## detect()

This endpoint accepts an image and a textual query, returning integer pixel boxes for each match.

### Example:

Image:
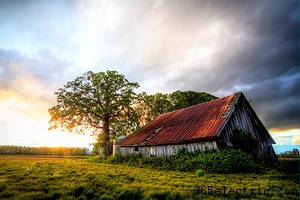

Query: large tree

[48,70,139,156]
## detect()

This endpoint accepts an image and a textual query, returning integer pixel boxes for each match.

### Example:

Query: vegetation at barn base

[231,127,257,157]
[0,156,298,200]
[91,148,260,174]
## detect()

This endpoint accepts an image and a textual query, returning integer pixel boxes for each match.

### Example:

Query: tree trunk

[103,116,112,156]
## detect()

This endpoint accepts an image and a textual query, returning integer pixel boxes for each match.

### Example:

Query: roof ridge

[221,92,242,118]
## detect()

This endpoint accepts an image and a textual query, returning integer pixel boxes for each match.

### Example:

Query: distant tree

[135,90,217,125]
[135,92,172,126]
[169,90,218,111]
[48,71,139,156]
[278,149,300,158]
[0,145,89,156]
[91,133,104,155]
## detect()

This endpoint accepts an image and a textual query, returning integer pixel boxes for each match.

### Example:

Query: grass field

[0,156,298,200]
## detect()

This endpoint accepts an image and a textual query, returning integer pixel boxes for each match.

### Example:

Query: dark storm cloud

[134,0,299,130]
[245,68,299,129]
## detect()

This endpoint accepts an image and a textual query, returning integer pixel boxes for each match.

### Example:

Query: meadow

[0,156,298,200]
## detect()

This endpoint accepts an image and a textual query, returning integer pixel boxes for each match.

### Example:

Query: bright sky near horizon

[0,0,299,153]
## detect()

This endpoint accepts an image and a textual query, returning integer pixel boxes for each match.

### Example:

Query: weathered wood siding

[219,98,276,160]
[117,141,218,157]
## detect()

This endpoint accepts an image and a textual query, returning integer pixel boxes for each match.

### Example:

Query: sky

[0,0,299,153]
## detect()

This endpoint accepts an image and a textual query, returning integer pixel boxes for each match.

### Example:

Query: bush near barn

[92,148,260,173]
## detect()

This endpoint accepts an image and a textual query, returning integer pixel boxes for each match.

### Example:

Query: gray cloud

[0,48,73,103]
[120,0,299,130]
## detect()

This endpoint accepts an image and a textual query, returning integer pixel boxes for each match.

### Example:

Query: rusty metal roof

[117,93,237,146]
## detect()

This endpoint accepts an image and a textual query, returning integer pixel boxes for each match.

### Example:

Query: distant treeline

[277,149,300,158]
[0,145,89,156]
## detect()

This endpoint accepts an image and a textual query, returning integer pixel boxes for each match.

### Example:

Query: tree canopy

[49,70,139,156]
[169,90,218,110]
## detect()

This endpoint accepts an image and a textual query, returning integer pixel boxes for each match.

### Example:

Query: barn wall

[118,141,218,157]
[219,99,276,160]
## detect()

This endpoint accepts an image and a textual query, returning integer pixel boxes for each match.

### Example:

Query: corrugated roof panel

[117,93,236,146]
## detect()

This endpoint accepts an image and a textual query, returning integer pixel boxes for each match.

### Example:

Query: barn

[114,92,277,161]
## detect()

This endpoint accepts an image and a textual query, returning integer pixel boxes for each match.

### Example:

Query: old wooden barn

[115,92,277,161]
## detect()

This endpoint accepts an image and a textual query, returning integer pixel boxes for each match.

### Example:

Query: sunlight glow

[0,93,95,147]
[270,129,300,145]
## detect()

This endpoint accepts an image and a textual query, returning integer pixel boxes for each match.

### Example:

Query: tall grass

[0,156,298,199]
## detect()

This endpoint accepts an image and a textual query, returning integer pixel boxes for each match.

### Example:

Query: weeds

[102,148,259,174]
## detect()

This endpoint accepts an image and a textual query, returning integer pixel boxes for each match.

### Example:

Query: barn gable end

[217,93,276,160]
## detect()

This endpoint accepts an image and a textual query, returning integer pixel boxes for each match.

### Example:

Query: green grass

[0,156,298,199]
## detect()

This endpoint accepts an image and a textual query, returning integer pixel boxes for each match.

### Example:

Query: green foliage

[49,70,139,133]
[147,191,181,200]
[195,169,205,177]
[135,92,172,125]
[99,194,114,200]
[169,90,218,111]
[91,134,104,155]
[231,127,258,158]
[104,149,259,174]
[110,154,143,167]
[116,187,142,200]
